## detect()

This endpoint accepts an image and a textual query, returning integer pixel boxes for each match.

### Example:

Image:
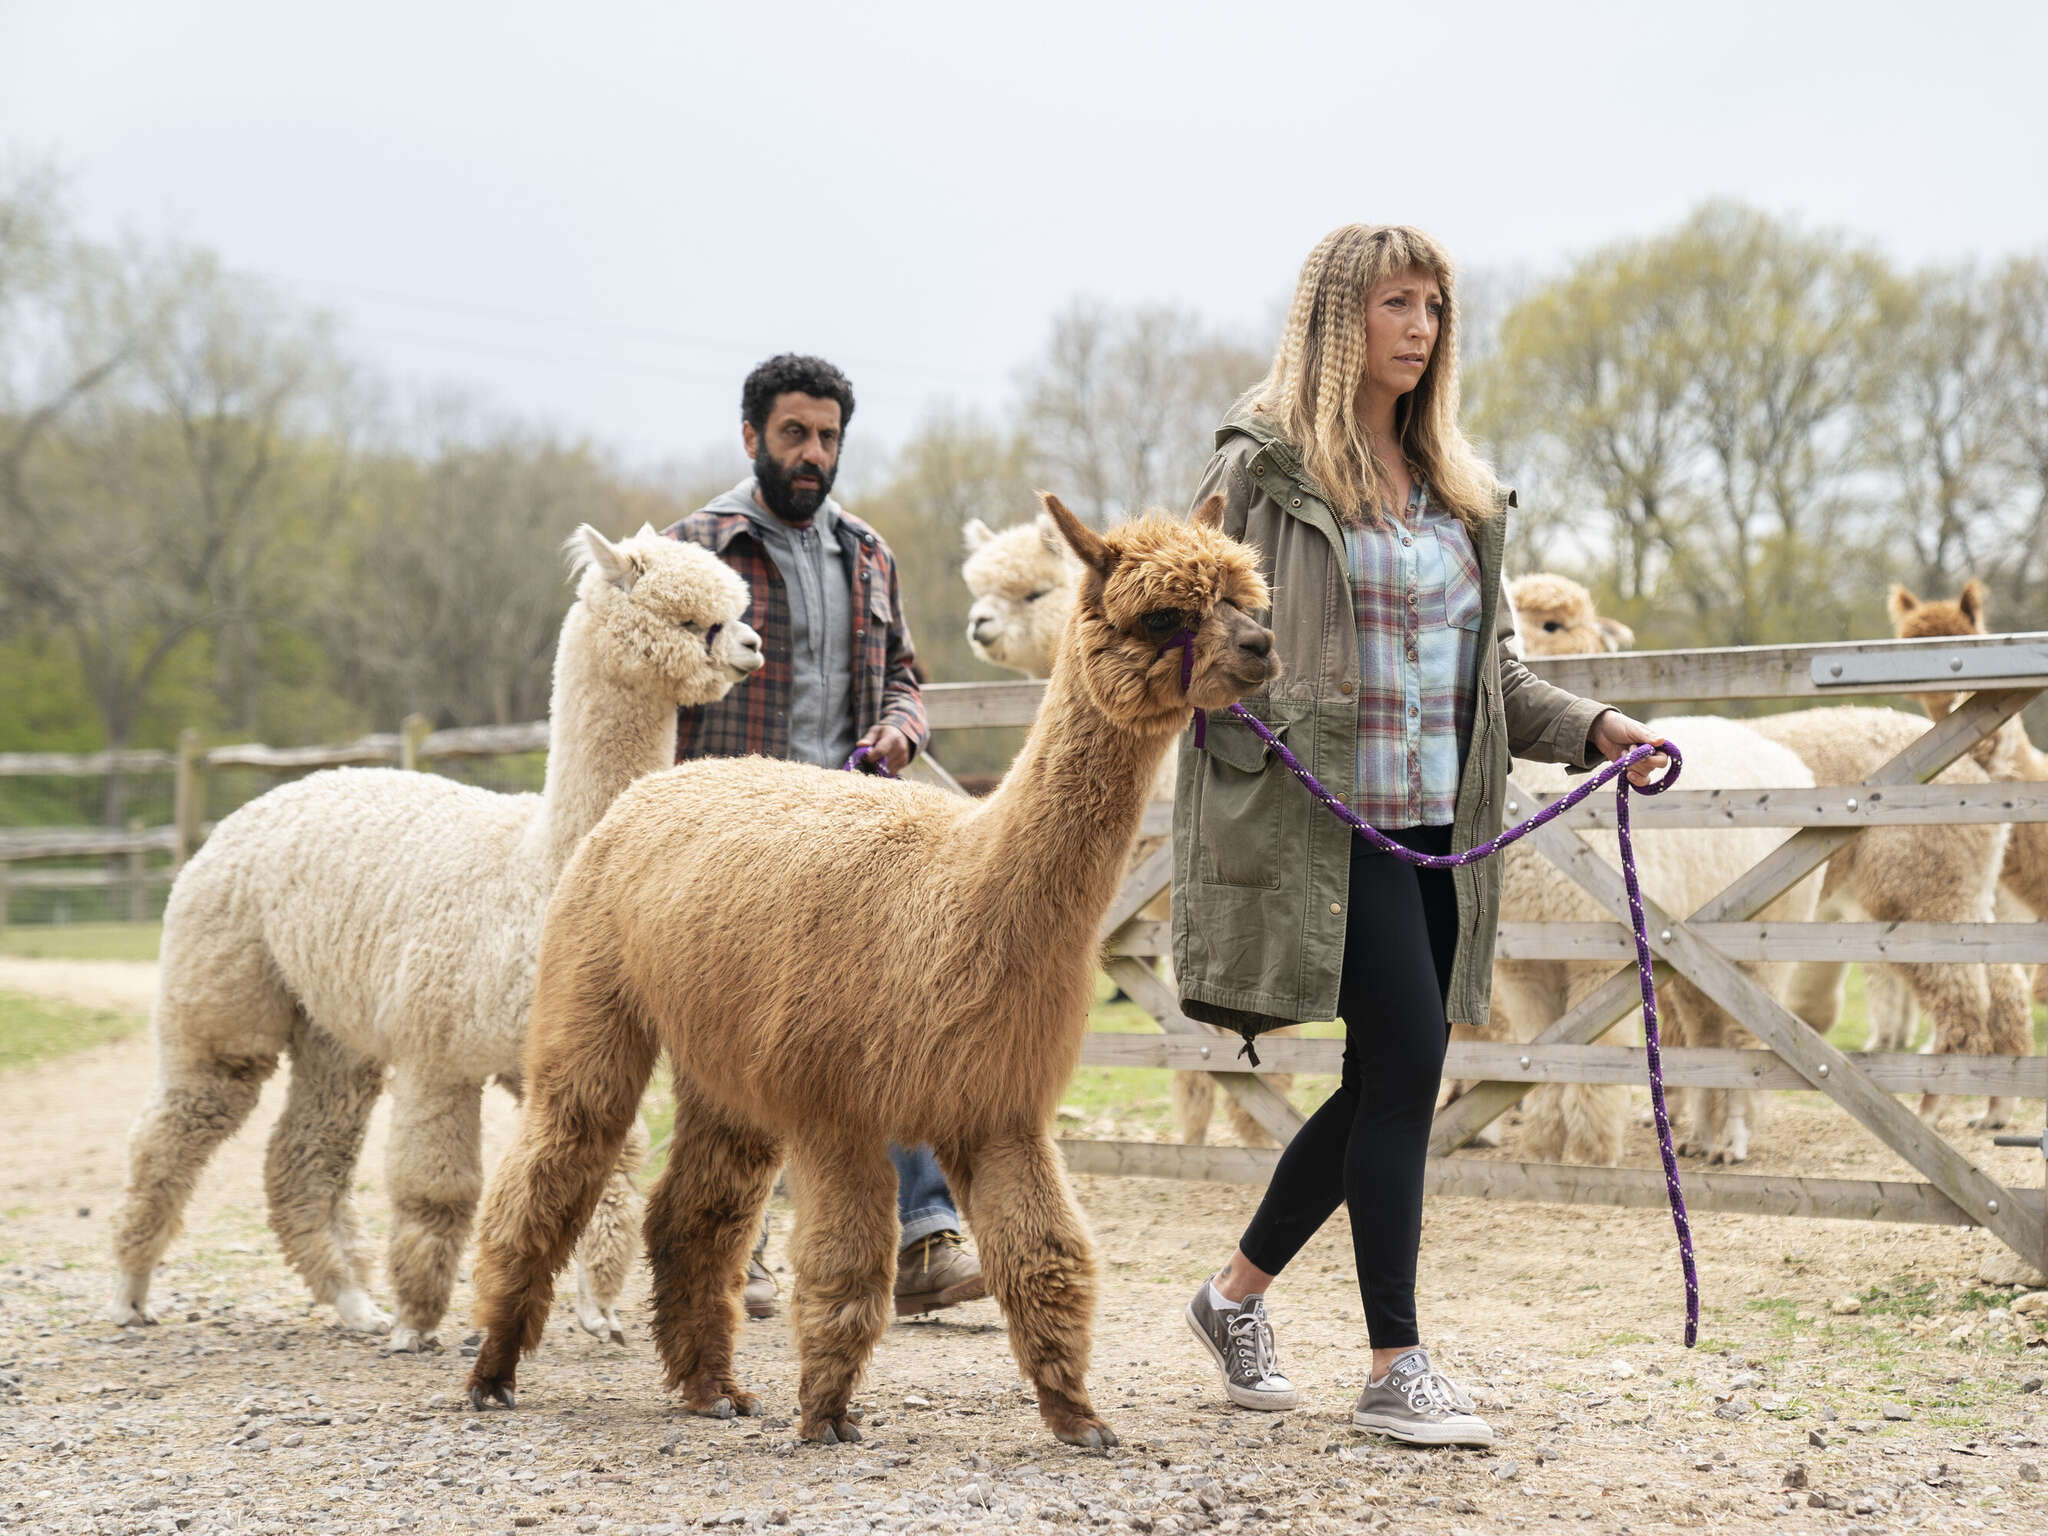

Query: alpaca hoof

[608,1326,626,1347]
[468,1379,516,1411]
[800,1416,862,1445]
[1054,1417,1120,1452]
[108,1276,156,1327]
[334,1288,393,1334]
[384,1325,441,1354]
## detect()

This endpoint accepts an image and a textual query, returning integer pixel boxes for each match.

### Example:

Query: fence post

[174,728,204,869]
[400,714,433,773]
[126,816,147,922]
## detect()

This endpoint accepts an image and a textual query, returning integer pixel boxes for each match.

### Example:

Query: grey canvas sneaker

[1185,1283,1300,1410]
[1350,1348,1494,1447]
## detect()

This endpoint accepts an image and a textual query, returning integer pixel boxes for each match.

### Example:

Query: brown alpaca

[466,494,1277,1450]
[1889,579,2048,1004]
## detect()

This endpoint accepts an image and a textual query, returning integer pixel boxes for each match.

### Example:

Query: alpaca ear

[1192,493,1226,529]
[576,524,641,594]
[1961,578,1987,629]
[1039,492,1114,576]
[963,518,994,553]
[1595,616,1635,652]
[1034,511,1065,555]
[635,522,659,542]
[1887,583,1919,625]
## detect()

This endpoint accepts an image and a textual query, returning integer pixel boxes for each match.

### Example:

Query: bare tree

[1018,301,1264,524]
[1993,255,2048,609]
[1872,264,2014,594]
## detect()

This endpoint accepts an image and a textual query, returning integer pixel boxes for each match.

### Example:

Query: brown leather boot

[893,1231,986,1316]
[744,1254,778,1320]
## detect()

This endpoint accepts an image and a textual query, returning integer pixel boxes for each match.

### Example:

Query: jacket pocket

[1196,711,1287,888]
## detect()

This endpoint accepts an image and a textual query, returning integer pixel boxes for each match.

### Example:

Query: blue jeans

[891,1143,960,1247]
[754,1143,959,1253]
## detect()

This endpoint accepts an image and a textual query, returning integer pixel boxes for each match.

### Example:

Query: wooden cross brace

[1432,687,2047,1269]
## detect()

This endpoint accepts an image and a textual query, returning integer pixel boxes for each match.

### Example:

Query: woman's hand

[1588,710,1671,787]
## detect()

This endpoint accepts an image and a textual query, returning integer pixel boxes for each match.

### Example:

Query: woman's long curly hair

[1252,223,1498,527]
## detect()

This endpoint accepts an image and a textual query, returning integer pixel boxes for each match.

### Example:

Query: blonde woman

[1173,225,1665,1446]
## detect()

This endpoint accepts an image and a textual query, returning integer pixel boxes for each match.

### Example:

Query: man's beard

[754,446,835,522]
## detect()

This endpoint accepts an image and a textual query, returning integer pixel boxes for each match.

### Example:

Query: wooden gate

[919,630,2048,1275]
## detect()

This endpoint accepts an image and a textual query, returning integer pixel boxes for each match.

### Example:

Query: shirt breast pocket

[1427,526,1485,635]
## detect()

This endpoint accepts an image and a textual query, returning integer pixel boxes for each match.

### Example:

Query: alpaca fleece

[467,495,1277,1450]
[1890,579,2048,1009]
[108,526,760,1348]
[961,509,1294,1149]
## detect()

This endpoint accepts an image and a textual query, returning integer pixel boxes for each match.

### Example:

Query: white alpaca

[1490,716,1821,1165]
[961,514,1287,1147]
[1472,576,1823,1166]
[107,526,763,1348]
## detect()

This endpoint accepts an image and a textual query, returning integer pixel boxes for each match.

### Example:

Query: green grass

[0,988,148,1070]
[0,921,162,961]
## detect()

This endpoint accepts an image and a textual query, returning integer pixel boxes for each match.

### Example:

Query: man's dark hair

[742,354,856,436]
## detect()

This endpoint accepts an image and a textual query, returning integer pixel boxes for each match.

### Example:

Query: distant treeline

[4,166,2044,798]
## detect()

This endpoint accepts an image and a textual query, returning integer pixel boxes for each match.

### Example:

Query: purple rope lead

[1172,631,1698,1345]
[843,743,894,777]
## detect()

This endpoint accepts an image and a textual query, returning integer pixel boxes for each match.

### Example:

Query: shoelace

[906,1230,965,1280]
[1392,1362,1474,1418]
[1225,1300,1281,1385]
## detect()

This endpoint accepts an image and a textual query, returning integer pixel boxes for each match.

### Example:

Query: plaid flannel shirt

[1341,483,1483,826]
[663,503,929,763]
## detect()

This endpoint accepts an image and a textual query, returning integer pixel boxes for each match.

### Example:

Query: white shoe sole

[1184,1302,1301,1411]
[1350,1408,1495,1447]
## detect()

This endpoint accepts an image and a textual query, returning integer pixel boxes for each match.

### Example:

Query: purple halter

[1163,628,1698,1347]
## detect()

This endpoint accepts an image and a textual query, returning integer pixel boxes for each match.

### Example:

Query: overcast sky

[6,0,2045,480]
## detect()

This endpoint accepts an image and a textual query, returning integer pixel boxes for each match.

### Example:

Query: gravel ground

[3,958,2047,1536]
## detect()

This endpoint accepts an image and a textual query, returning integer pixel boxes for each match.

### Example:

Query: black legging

[1237,824,1458,1350]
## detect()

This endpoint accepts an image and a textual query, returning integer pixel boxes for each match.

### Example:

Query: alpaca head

[1889,578,1991,726]
[567,524,765,704]
[961,513,1080,677]
[1506,573,1635,658]
[1038,491,1278,730]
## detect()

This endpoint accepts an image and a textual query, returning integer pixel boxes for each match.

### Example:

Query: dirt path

[1,958,2045,1535]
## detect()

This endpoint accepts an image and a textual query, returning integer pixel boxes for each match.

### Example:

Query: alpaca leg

[1975,962,2031,1129]
[263,1013,388,1332]
[572,1115,650,1344]
[1676,988,1753,1167]
[1783,959,1848,1036]
[383,1071,485,1352]
[643,1086,780,1419]
[1172,1071,1216,1147]
[1864,965,1917,1053]
[961,1131,1117,1450]
[1896,962,1993,1125]
[784,1140,898,1445]
[108,1044,279,1326]
[467,978,658,1410]
[109,922,296,1326]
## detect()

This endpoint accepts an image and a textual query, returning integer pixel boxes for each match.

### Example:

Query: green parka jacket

[1171,401,1613,1042]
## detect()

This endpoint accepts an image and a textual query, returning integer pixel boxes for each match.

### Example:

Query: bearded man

[663,353,985,1321]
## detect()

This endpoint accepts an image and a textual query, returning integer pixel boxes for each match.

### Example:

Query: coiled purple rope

[843,743,894,777]
[1171,632,1699,1346]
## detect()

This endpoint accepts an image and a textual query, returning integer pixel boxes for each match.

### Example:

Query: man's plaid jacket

[661,502,929,763]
